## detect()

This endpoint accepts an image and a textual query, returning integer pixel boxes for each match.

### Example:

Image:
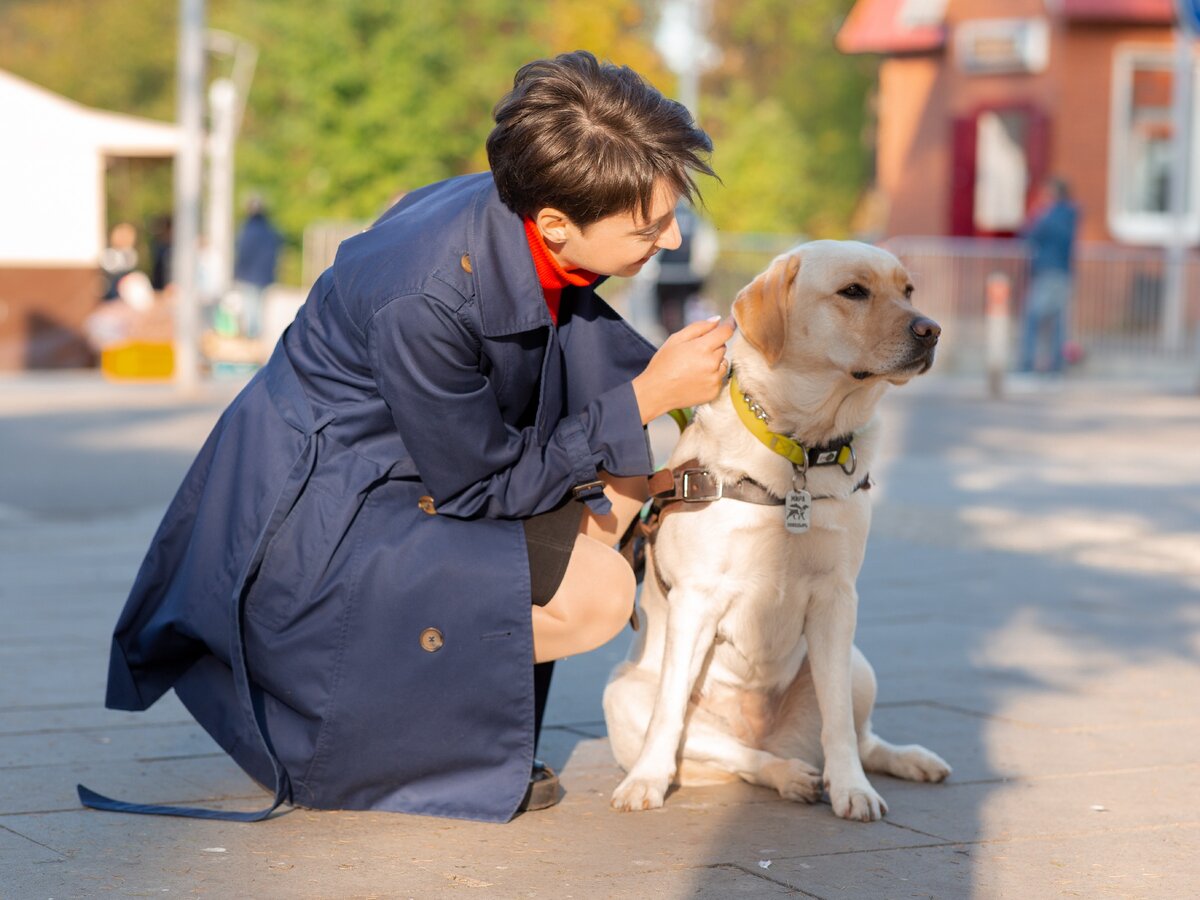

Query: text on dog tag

[785,489,811,534]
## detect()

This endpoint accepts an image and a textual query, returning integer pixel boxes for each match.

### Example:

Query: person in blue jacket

[84,51,733,823]
[1018,177,1078,374]
[232,196,282,339]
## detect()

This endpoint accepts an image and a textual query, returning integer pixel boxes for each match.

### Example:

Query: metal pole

[173,0,206,391]
[1162,27,1192,354]
[985,272,1011,398]
[205,78,236,302]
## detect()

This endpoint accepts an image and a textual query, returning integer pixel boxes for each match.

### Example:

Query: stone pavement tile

[871,664,1057,707]
[1,651,114,709]
[868,702,1200,786]
[880,764,1200,845]
[0,695,192,735]
[968,823,1200,900]
[761,824,1200,900]
[0,822,65,865]
[0,720,222,769]
[762,843,972,899]
[0,754,263,816]
[936,664,1200,731]
[588,864,803,898]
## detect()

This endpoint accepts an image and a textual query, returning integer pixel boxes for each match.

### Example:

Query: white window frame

[1108,44,1200,245]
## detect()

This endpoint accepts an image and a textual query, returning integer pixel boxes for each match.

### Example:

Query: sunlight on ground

[958,506,1200,588]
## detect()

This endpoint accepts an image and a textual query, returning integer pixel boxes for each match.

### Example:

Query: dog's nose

[910,317,941,346]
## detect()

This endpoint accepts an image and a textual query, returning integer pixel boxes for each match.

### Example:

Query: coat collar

[465,177,608,337]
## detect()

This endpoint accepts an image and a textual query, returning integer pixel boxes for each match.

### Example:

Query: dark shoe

[518,759,561,812]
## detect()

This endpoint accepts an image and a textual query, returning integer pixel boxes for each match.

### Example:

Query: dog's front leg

[611,589,719,811]
[806,583,887,822]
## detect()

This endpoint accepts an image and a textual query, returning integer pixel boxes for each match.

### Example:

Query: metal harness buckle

[680,469,723,502]
[571,479,606,500]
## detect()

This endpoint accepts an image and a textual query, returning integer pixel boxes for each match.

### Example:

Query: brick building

[837,0,1192,245]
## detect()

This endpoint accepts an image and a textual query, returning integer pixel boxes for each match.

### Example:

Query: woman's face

[535,181,683,278]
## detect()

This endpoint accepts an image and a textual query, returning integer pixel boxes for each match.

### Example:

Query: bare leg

[531,473,648,663]
[532,534,635,663]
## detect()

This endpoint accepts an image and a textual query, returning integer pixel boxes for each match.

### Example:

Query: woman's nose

[656,215,682,251]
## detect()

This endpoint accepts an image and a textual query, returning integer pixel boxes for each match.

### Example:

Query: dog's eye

[837,283,870,300]
[904,284,914,299]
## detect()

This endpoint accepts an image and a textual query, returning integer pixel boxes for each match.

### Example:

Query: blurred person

[99,222,139,301]
[90,51,728,824]
[83,271,166,353]
[652,201,718,333]
[1018,177,1078,374]
[232,195,282,339]
[149,214,173,291]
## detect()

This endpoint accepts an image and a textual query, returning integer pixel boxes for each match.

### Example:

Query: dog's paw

[891,744,952,783]
[828,778,888,822]
[762,758,822,803]
[610,773,669,812]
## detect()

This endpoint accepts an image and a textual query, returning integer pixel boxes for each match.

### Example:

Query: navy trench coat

[101,173,658,823]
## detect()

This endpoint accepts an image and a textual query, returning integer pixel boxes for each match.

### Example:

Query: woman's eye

[837,283,870,300]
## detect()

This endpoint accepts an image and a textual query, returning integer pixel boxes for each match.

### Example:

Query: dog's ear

[732,252,801,367]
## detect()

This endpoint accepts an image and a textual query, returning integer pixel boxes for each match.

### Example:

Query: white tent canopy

[0,69,181,266]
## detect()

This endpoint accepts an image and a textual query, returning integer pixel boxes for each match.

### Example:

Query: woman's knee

[594,543,637,642]
[570,536,636,646]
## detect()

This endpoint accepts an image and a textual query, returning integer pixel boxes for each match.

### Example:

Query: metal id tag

[784,489,812,534]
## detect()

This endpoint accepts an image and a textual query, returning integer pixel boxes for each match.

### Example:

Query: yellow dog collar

[730,374,855,472]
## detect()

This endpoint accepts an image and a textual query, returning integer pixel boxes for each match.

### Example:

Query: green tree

[1,0,878,279]
[704,0,876,237]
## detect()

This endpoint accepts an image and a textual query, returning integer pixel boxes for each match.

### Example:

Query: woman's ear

[534,207,572,245]
[731,251,801,367]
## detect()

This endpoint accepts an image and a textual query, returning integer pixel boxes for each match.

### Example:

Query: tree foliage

[0,0,875,281]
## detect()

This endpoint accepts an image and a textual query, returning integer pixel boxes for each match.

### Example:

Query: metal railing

[884,237,1200,377]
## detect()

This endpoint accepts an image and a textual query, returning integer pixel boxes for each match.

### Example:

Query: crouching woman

[90,51,732,823]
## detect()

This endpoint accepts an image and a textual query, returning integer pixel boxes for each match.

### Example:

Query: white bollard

[985,272,1011,398]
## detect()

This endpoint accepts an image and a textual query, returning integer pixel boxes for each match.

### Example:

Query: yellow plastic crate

[101,342,175,380]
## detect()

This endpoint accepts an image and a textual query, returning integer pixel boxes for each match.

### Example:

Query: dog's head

[732,240,939,385]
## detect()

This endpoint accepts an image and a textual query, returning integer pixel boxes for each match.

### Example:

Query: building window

[1109,46,1200,244]
[975,110,1029,232]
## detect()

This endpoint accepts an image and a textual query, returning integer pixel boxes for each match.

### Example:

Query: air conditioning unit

[955,18,1050,75]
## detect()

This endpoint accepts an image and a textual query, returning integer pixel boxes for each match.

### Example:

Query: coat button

[460,252,472,274]
[420,627,444,652]
[418,495,436,515]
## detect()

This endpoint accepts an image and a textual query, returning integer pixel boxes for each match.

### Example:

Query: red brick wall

[0,268,102,369]
[871,0,1173,241]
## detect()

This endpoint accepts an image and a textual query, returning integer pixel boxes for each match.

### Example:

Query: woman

[87,51,733,823]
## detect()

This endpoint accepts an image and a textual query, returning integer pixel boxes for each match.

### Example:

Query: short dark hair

[487,51,715,227]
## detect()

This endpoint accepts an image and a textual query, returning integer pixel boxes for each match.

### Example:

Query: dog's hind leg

[677,722,822,802]
[853,648,952,783]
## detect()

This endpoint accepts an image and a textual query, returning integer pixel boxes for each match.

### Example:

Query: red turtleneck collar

[523,217,599,325]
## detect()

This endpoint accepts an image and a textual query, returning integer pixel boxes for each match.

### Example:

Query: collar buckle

[681,469,723,502]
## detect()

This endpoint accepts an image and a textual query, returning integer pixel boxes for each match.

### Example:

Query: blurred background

[1,0,1199,388]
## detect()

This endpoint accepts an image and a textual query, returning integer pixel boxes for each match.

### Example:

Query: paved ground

[1,369,1198,899]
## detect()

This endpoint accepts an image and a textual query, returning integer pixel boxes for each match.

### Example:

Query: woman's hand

[632,316,736,425]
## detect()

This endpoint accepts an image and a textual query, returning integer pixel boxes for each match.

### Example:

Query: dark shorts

[524,497,586,606]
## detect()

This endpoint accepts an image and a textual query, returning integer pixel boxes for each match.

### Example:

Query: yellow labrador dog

[604,241,950,821]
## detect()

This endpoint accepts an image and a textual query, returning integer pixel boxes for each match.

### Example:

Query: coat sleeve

[366,292,651,519]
